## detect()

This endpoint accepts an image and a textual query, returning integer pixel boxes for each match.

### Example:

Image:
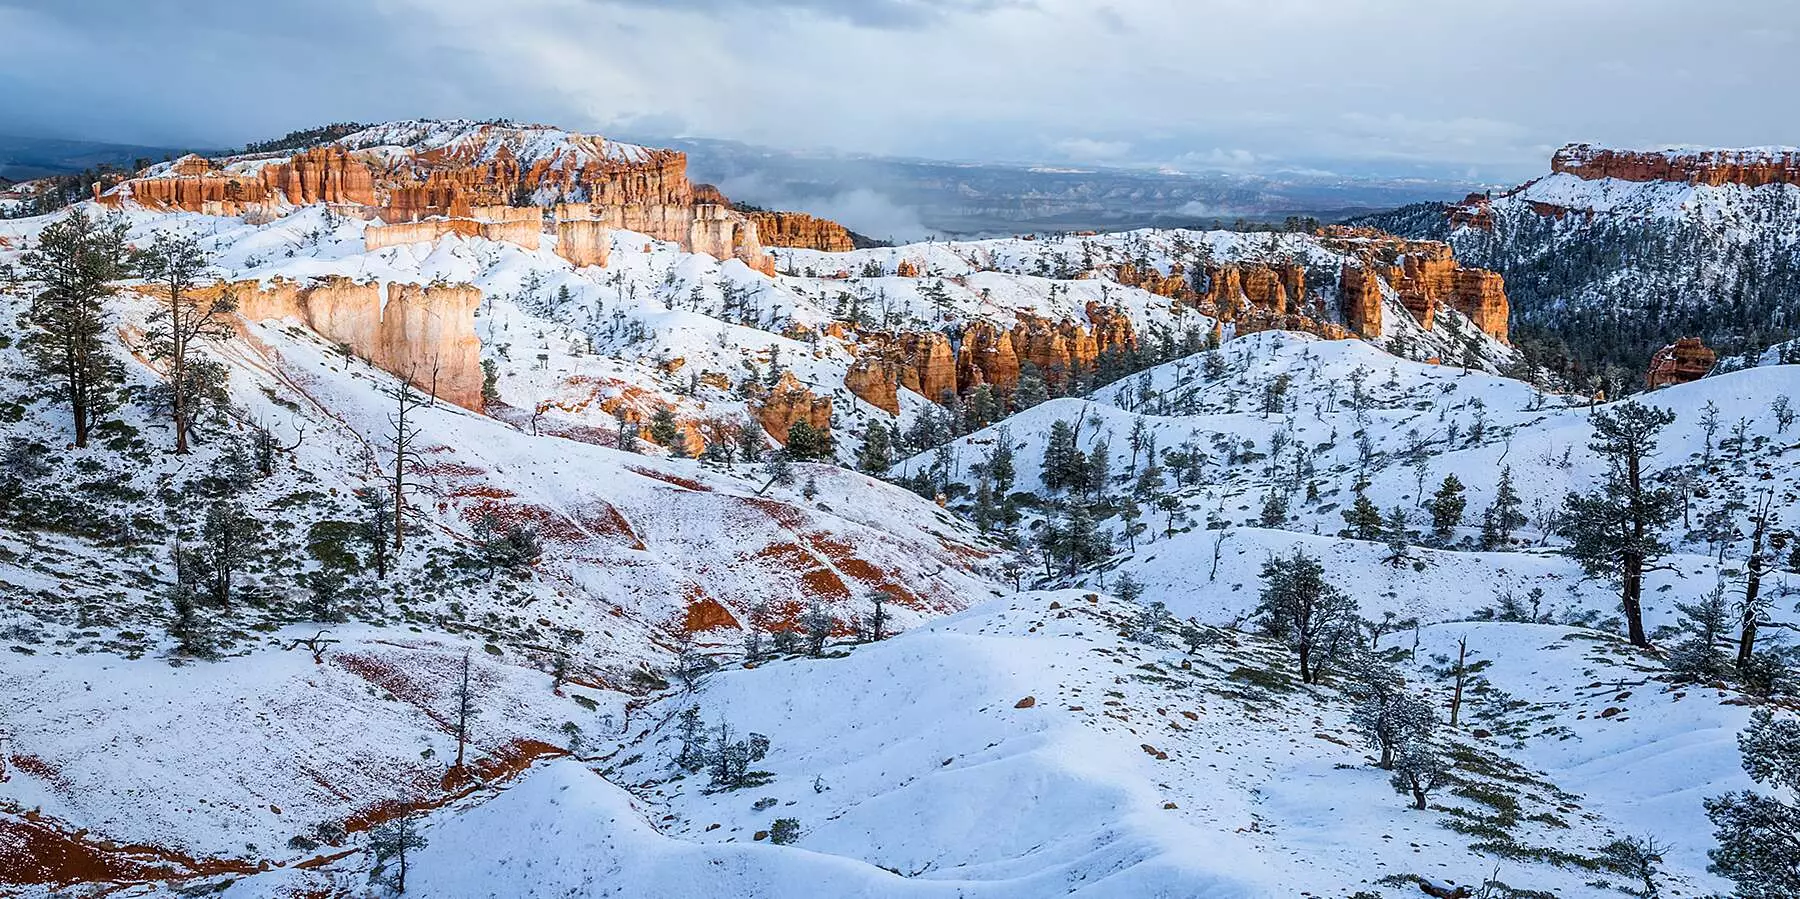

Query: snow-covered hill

[2,128,1797,898]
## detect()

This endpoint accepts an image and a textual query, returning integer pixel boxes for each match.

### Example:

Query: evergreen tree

[1041,420,1082,493]
[367,815,428,894]
[1014,362,1050,410]
[1254,550,1358,684]
[20,209,129,448]
[1341,491,1383,540]
[856,421,893,475]
[1481,466,1526,549]
[648,406,683,454]
[136,232,236,454]
[1382,506,1412,568]
[1665,583,1734,683]
[785,420,834,462]
[1705,709,1800,898]
[200,500,260,607]
[1427,474,1467,542]
[1558,401,1679,647]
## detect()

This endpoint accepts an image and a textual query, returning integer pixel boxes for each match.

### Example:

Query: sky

[1,0,1795,180]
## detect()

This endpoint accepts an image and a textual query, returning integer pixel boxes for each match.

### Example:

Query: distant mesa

[1551,143,1800,188]
[1647,337,1717,390]
[1451,142,1800,230]
[91,120,854,277]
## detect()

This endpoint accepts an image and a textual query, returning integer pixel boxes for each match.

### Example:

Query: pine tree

[1666,583,1733,683]
[20,209,129,448]
[1705,709,1800,898]
[200,500,260,607]
[799,600,834,656]
[1427,474,1467,542]
[1481,465,1526,549]
[356,487,395,579]
[1341,491,1383,540]
[136,232,236,454]
[1014,362,1050,410]
[368,815,428,894]
[1558,400,1679,648]
[1382,506,1412,568]
[856,421,893,475]
[1254,550,1358,684]
[1041,420,1081,493]
[648,406,683,453]
[784,421,833,462]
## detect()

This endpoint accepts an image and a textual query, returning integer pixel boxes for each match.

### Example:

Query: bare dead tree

[387,371,427,556]
[1738,488,1777,668]
[285,629,341,664]
[453,650,476,771]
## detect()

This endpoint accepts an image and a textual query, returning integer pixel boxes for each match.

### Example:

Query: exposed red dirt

[626,466,713,492]
[0,811,259,889]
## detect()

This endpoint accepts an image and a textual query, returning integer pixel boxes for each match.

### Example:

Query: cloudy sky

[2,0,1794,179]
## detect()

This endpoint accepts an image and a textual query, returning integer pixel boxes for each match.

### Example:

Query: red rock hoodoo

[227,276,486,410]
[748,212,857,252]
[1647,337,1717,389]
[757,371,834,443]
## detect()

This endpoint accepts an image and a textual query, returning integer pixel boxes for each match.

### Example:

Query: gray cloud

[0,0,1793,181]
[594,0,1036,28]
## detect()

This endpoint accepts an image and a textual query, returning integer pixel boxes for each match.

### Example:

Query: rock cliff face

[757,372,833,442]
[748,211,856,252]
[840,307,1134,413]
[97,150,379,216]
[555,219,612,269]
[1320,228,1510,344]
[230,276,485,410]
[1552,143,1800,187]
[1647,337,1717,389]
[98,121,776,273]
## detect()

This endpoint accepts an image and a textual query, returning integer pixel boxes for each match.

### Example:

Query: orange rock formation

[748,211,857,252]
[230,276,485,409]
[1552,144,1800,187]
[1647,337,1718,389]
[758,372,834,442]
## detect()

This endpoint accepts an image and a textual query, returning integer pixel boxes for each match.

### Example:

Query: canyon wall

[231,276,485,410]
[98,124,776,272]
[1551,143,1800,187]
[555,219,612,268]
[842,306,1135,413]
[757,371,834,443]
[748,211,857,252]
[1320,228,1510,344]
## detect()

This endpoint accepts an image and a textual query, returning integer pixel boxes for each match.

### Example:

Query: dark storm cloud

[0,0,1794,179]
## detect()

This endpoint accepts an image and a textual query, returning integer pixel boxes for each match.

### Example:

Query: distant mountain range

[0,134,210,181]
[629,135,1490,240]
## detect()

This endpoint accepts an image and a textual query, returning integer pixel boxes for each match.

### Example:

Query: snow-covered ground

[0,175,1792,897]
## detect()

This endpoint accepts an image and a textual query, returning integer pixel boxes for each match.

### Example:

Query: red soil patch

[627,466,713,492]
[0,811,258,889]
[343,739,565,835]
[418,461,488,478]
[804,534,923,606]
[570,500,646,549]
[683,595,740,632]
[752,542,851,599]
[330,652,452,731]
[449,484,518,501]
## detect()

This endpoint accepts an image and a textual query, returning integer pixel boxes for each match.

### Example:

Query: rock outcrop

[842,306,1131,413]
[749,211,857,252]
[1552,143,1800,188]
[1647,337,1717,389]
[98,149,378,216]
[231,276,485,409]
[555,219,612,268]
[954,320,1021,395]
[1339,263,1385,339]
[757,372,833,442]
[98,121,777,273]
[1320,228,1510,344]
